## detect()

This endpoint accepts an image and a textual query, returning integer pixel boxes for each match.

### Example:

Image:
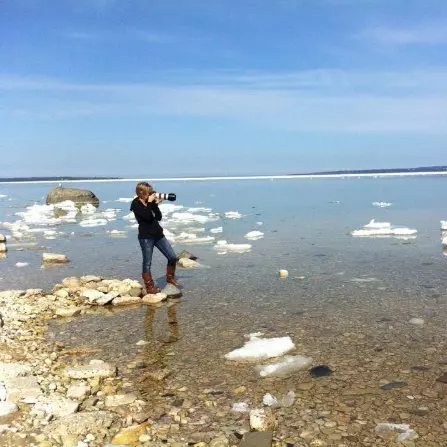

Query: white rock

[65,360,116,379]
[112,296,141,306]
[255,355,313,378]
[0,362,32,378]
[104,394,137,408]
[55,308,81,318]
[42,253,70,263]
[375,423,418,442]
[0,234,6,243]
[67,384,90,400]
[142,293,167,304]
[279,269,288,278]
[249,408,276,431]
[0,402,18,417]
[409,318,425,326]
[232,402,249,413]
[225,334,295,361]
[5,376,42,403]
[224,211,242,219]
[0,243,6,253]
[262,393,279,407]
[81,289,105,303]
[32,396,79,418]
[54,289,69,299]
[0,383,6,401]
[177,257,200,268]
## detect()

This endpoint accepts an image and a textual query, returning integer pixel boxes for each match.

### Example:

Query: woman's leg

[139,238,160,293]
[155,237,179,286]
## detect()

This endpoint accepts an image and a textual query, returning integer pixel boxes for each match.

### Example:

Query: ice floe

[80,204,96,214]
[225,333,295,361]
[79,218,108,228]
[441,220,447,231]
[351,219,417,237]
[122,212,136,221]
[15,262,29,268]
[224,211,243,219]
[116,197,133,202]
[107,230,127,237]
[255,355,313,378]
[372,201,392,208]
[210,226,223,234]
[174,233,215,245]
[214,240,251,253]
[244,230,264,240]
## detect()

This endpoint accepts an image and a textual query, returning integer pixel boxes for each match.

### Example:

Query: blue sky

[1,0,447,177]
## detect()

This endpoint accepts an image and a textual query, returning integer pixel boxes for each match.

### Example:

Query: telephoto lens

[154,192,176,201]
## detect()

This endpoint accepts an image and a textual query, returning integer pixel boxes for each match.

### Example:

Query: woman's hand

[147,192,156,203]
[155,197,164,204]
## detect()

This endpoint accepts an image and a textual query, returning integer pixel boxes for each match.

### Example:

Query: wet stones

[249,408,277,431]
[42,253,70,264]
[436,372,447,384]
[241,431,273,447]
[104,393,137,408]
[380,381,408,390]
[65,360,116,379]
[309,365,333,378]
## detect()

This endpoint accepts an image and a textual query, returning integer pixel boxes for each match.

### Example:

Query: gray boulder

[46,186,99,207]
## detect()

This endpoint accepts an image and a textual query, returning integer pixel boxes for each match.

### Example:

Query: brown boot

[166,264,180,286]
[142,272,161,295]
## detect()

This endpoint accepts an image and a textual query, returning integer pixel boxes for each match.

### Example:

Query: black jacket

[130,198,164,239]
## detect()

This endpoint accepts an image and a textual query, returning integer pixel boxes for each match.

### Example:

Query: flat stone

[105,394,137,408]
[177,257,199,268]
[381,381,408,390]
[112,296,141,306]
[436,373,447,384]
[241,431,273,447]
[161,283,182,297]
[42,253,69,263]
[65,360,116,379]
[0,401,18,417]
[249,408,277,431]
[5,376,42,403]
[0,362,32,379]
[209,437,229,447]
[110,423,149,445]
[67,383,90,400]
[55,307,81,318]
[81,290,105,302]
[142,293,167,304]
[32,396,79,418]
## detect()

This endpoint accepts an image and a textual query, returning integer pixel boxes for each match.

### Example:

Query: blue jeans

[139,236,177,274]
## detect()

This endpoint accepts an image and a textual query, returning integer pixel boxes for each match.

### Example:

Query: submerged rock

[176,250,198,261]
[42,253,70,264]
[309,365,333,378]
[381,381,408,390]
[65,360,116,379]
[249,408,277,431]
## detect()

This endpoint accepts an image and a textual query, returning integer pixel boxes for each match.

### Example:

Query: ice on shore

[224,211,243,219]
[122,212,136,221]
[107,230,126,237]
[171,212,212,224]
[116,197,133,202]
[15,262,29,268]
[210,226,223,234]
[173,233,215,245]
[245,230,264,240]
[79,218,108,228]
[214,240,251,253]
[255,355,313,377]
[225,333,295,361]
[352,219,417,237]
[80,204,96,214]
[0,194,7,198]
[373,201,392,208]
[441,220,447,231]
[375,423,418,442]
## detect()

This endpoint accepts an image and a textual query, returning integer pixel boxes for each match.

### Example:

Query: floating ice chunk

[107,230,126,237]
[262,393,279,407]
[79,219,108,227]
[232,402,249,413]
[279,269,288,279]
[80,203,96,214]
[442,234,447,246]
[0,195,6,198]
[187,207,212,213]
[255,355,313,378]
[123,212,136,221]
[245,230,264,240]
[409,318,424,326]
[15,262,28,268]
[375,423,418,442]
[116,197,133,202]
[441,220,447,231]
[210,226,223,234]
[214,240,251,253]
[364,219,391,229]
[225,334,295,361]
[175,233,215,244]
[373,202,392,208]
[256,221,263,226]
[171,212,210,224]
[224,211,242,219]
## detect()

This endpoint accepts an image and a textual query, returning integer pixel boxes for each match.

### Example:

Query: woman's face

[142,185,153,200]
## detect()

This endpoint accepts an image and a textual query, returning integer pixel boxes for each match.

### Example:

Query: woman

[131,182,178,294]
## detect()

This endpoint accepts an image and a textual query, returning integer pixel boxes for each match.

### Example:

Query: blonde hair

[135,182,152,199]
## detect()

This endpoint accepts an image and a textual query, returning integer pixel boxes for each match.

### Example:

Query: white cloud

[358,23,447,46]
[1,69,447,134]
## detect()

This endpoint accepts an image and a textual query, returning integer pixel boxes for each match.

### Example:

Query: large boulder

[46,186,99,207]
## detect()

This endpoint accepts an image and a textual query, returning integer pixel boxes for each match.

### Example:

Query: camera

[152,192,176,201]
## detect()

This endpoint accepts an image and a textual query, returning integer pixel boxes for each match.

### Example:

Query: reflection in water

[144,300,180,344]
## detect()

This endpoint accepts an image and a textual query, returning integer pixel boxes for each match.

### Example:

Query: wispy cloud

[1,69,447,133]
[358,23,447,46]
[129,29,176,44]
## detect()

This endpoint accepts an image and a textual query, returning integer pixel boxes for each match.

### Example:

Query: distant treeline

[0,176,120,182]
[294,166,447,176]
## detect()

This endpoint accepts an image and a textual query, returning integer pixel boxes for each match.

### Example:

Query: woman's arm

[152,203,162,221]
[131,200,158,223]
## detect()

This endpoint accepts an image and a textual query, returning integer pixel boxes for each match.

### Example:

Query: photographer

[131,182,179,294]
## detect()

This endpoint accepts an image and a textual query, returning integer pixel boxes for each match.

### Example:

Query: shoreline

[2,171,447,185]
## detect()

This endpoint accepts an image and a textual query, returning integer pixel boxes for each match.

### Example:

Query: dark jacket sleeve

[131,200,159,223]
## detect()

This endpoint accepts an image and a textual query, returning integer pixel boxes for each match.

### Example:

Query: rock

[241,431,273,447]
[249,408,277,431]
[65,360,116,379]
[46,186,99,207]
[177,257,199,268]
[162,283,182,297]
[381,381,408,390]
[32,396,79,418]
[279,269,289,279]
[309,365,333,378]
[375,423,418,442]
[104,394,137,408]
[110,423,149,445]
[409,318,424,326]
[66,384,90,400]
[5,376,42,403]
[62,277,81,289]
[112,296,141,306]
[0,243,6,253]
[55,308,81,318]
[42,253,70,264]
[81,289,105,303]
[142,293,167,304]
[436,373,447,384]
[54,289,69,299]
[43,411,116,441]
[232,386,247,395]
[81,275,102,283]
[176,250,198,261]
[0,401,18,416]
[209,436,229,447]
[0,362,32,378]
[96,294,116,306]
[0,234,6,243]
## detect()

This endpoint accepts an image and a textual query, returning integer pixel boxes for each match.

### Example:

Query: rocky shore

[0,275,446,447]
